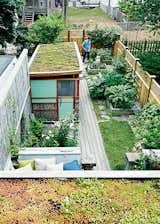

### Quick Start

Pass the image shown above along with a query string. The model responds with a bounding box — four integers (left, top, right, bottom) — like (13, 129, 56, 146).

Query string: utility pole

(63, 0, 67, 22)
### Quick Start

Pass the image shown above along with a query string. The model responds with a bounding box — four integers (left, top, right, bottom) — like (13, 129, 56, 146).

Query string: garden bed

(87, 63, 107, 72)
(107, 101, 134, 116)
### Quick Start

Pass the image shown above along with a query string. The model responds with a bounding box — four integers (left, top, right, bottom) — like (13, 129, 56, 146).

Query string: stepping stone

(106, 65, 113, 71)
(112, 115, 129, 121)
(98, 105, 106, 111)
(98, 100, 105, 105)
(101, 115, 110, 120)
(100, 111, 107, 116)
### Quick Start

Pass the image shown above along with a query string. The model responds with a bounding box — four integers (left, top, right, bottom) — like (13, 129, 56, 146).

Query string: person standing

(82, 37, 91, 63)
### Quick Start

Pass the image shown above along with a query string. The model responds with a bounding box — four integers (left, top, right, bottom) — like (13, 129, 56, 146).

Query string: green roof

(29, 42, 80, 73)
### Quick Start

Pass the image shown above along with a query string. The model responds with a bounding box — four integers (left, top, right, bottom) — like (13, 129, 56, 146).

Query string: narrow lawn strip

(92, 99, 102, 120)
(99, 119, 135, 170)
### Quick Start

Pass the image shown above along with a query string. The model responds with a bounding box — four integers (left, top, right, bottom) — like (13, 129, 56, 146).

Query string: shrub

(104, 71, 124, 87)
(27, 13, 65, 46)
(130, 102, 160, 129)
(90, 48, 98, 60)
(138, 52, 160, 83)
(88, 27, 121, 48)
(104, 69, 136, 88)
(23, 115, 78, 147)
(113, 57, 126, 74)
(30, 119, 44, 139)
(97, 48, 112, 62)
(136, 117, 160, 149)
(54, 115, 76, 147)
(130, 102, 160, 149)
(87, 74, 105, 99)
(105, 84, 137, 108)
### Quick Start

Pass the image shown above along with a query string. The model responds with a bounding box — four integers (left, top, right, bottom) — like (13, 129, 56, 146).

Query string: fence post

(68, 30, 70, 42)
(144, 40, 147, 51)
(82, 29, 85, 42)
(133, 58, 140, 76)
(146, 75, 156, 104)
(124, 47, 129, 59)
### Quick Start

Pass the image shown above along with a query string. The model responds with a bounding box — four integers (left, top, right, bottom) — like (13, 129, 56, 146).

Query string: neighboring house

(0, 50, 31, 170)
(23, 0, 55, 24)
(29, 42, 83, 121)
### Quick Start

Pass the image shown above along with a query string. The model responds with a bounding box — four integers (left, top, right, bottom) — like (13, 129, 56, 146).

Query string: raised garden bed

(87, 63, 107, 72)
(106, 101, 134, 116)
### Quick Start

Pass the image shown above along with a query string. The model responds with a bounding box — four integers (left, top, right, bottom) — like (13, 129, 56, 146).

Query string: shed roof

(0, 55, 15, 76)
(29, 42, 82, 76)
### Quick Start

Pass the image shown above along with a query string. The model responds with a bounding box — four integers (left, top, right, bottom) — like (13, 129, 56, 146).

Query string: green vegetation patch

(99, 119, 135, 170)
(0, 179, 160, 223)
(67, 7, 115, 28)
(30, 42, 79, 73)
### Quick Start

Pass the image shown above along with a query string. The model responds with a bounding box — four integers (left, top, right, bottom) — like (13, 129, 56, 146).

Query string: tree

(119, 0, 160, 30)
(0, 0, 23, 47)
(27, 13, 65, 46)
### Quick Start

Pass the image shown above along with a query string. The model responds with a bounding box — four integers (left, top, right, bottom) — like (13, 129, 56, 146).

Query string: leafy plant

(130, 102, 160, 149)
(105, 84, 137, 108)
(14, 24, 29, 46)
(8, 130, 19, 161)
(30, 119, 44, 139)
(41, 129, 59, 147)
(0, 0, 23, 47)
(27, 13, 65, 46)
(119, 0, 160, 30)
(136, 117, 160, 149)
(138, 52, 160, 83)
(23, 115, 78, 147)
(104, 70, 124, 87)
(113, 57, 126, 74)
(90, 48, 98, 61)
(97, 48, 112, 62)
(87, 74, 105, 99)
(145, 152, 160, 170)
(54, 115, 76, 147)
(90, 48, 112, 62)
(88, 27, 121, 48)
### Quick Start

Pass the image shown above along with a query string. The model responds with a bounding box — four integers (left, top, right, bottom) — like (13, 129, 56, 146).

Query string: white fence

(0, 50, 31, 170)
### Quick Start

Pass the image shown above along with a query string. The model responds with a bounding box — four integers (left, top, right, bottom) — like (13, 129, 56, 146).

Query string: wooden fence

(62, 29, 88, 53)
(122, 40, 160, 56)
(114, 40, 160, 107)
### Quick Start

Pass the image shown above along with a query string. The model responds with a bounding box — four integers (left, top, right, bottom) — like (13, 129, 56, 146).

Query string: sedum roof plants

(0, 179, 160, 223)
(29, 42, 80, 73)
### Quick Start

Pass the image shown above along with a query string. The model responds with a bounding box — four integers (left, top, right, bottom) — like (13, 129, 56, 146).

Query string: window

(58, 80, 74, 96)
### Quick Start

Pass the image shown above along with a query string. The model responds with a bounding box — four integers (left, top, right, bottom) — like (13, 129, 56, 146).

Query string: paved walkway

(79, 72, 110, 170)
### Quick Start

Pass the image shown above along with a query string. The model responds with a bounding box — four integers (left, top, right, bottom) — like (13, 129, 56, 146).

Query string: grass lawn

(92, 99, 135, 170)
(99, 119, 136, 170)
(0, 179, 160, 223)
(67, 7, 117, 29)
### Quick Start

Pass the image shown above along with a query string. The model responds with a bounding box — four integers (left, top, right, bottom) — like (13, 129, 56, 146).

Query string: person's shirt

(82, 40, 91, 52)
